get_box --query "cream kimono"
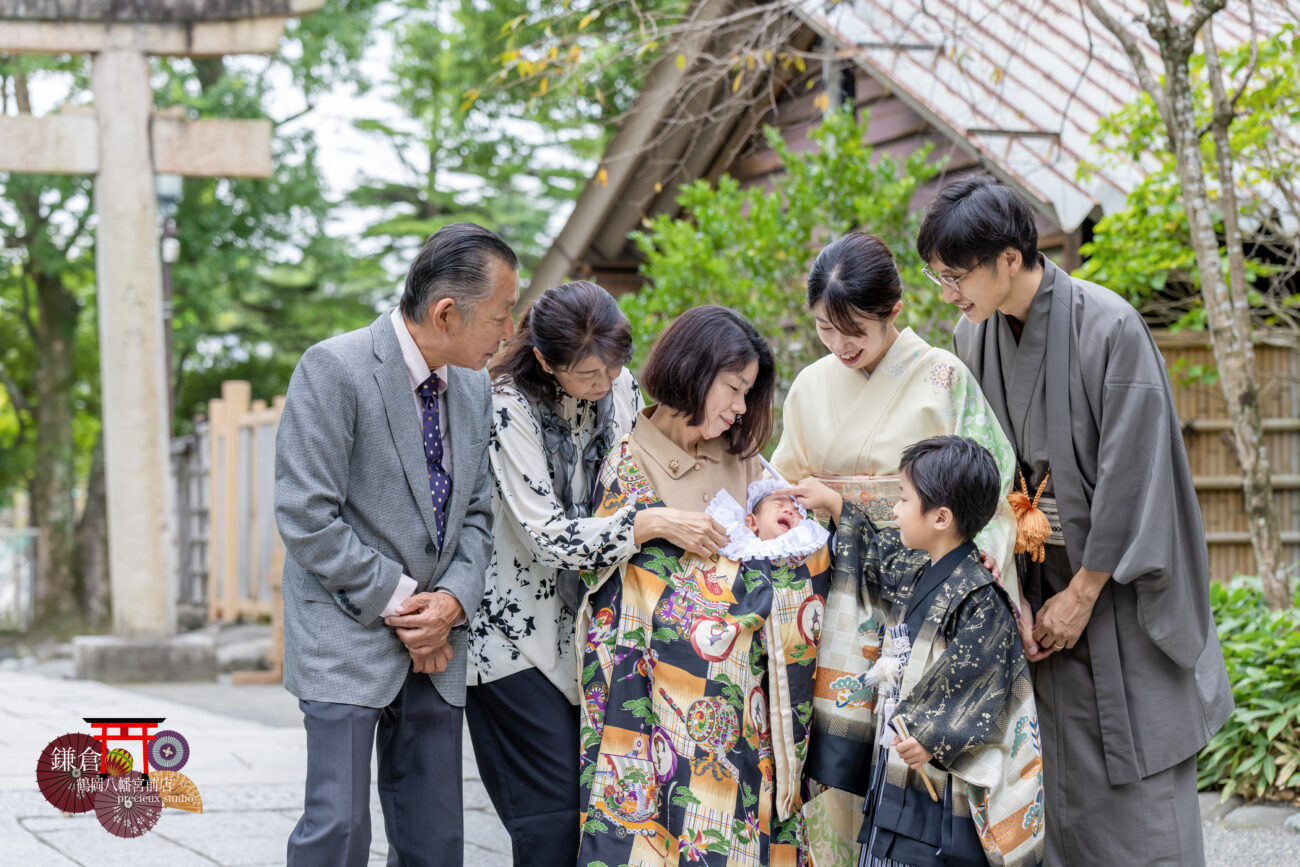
[771,328,1017,586]
[772,329,1021,860]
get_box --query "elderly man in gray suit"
[275,223,519,867]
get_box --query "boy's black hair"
[915,175,1039,271]
[898,435,1000,542]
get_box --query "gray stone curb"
[1200,791,1300,831]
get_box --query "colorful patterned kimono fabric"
[576,438,830,866]
[834,502,1045,867]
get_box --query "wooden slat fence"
[171,421,209,609]
[1156,330,1300,581]
[205,380,285,682]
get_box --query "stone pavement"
[2,657,1297,866]
[0,661,511,866]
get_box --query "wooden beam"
[0,17,290,56]
[1193,474,1300,491]
[1184,418,1300,433]
[152,117,272,178]
[1205,531,1300,545]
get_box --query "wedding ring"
[1053,642,1065,650]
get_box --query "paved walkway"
[1,661,510,866]
[1,658,1296,866]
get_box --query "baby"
[708,477,829,561]
[746,487,805,541]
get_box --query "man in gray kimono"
[916,175,1232,866]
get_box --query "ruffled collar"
[707,488,830,562]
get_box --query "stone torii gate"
[0,0,322,675]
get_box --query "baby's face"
[745,494,801,541]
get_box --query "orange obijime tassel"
[1007,470,1051,564]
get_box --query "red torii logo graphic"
[83,718,165,778]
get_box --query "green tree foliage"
[0,6,385,625]
[1076,25,1300,333]
[152,60,384,430]
[352,0,598,274]
[624,108,945,444]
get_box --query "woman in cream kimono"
[770,233,1025,866]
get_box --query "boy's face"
[893,471,952,551]
[745,494,801,541]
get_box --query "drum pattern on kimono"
[577,440,830,867]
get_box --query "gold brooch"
[668,458,680,473]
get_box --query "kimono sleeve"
[1079,311,1188,582]
[894,585,1026,773]
[490,388,637,571]
[835,502,922,605]
[948,361,1022,612]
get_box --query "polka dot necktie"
[417,372,450,548]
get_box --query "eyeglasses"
[921,266,973,292]
[558,362,623,385]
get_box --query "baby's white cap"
[745,478,806,517]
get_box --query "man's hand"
[892,735,933,770]
[409,642,454,675]
[385,591,464,649]
[1033,567,1109,651]
[778,478,843,524]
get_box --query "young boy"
[786,436,1044,867]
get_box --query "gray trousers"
[1025,546,1205,867]
[288,666,464,867]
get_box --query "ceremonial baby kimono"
[954,257,1232,865]
[575,437,831,867]
[773,331,1022,843]
[834,502,1044,867]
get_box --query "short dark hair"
[916,175,1039,271]
[898,435,1000,542]
[491,280,634,402]
[807,233,901,337]
[400,222,519,323]
[640,306,775,459]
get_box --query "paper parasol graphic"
[35,732,102,814]
[149,729,190,772]
[148,770,203,812]
[94,772,161,838]
[101,748,133,777]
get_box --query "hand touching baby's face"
[744,493,802,541]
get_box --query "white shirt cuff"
[436,588,468,626]
[381,574,418,618]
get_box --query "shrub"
[1197,579,1300,802]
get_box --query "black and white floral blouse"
[468,369,643,703]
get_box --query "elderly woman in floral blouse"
[467,281,728,866]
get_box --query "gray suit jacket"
[275,312,493,708]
